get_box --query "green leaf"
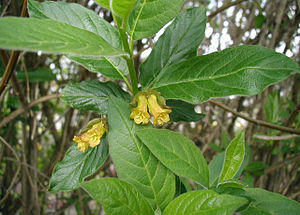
[140,6,206,87]
[254,14,266,29]
[108,97,175,210]
[0,17,126,58]
[167,99,205,122]
[128,0,185,40]
[16,68,56,82]
[208,152,225,186]
[6,96,21,109]
[82,178,153,215]
[49,138,109,193]
[148,45,300,104]
[174,176,191,198]
[28,0,128,80]
[28,0,121,49]
[245,161,267,176]
[217,179,248,189]
[61,80,129,114]
[95,0,109,8]
[69,56,128,80]
[136,128,209,188]
[218,131,245,183]
[241,188,300,215]
[111,0,138,20]
[163,190,247,215]
[265,92,279,123]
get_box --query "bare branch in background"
[209,100,300,135]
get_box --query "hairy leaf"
[0,17,126,58]
[69,56,128,80]
[95,0,109,8]
[28,0,128,80]
[164,190,247,215]
[218,132,245,183]
[108,97,175,210]
[242,188,300,215]
[49,138,109,193]
[208,152,225,186]
[167,99,205,122]
[82,178,153,215]
[61,80,129,114]
[148,45,300,104]
[128,0,185,40]
[111,0,138,20]
[217,179,248,189]
[140,6,206,87]
[136,128,209,188]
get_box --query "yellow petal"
[130,95,150,125]
[148,94,171,126]
[73,121,106,152]
[73,136,89,152]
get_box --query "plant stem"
[119,28,138,95]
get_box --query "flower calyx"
[73,118,107,152]
[130,90,171,126]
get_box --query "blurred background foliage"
[0,0,299,214]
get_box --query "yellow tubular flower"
[147,94,171,126]
[73,121,106,152]
[130,94,150,125]
[73,136,89,152]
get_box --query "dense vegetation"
[0,0,300,214]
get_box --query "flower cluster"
[73,119,106,152]
[130,91,171,126]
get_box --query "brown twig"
[0,136,21,205]
[3,157,49,179]
[0,50,32,117]
[285,104,300,127]
[209,100,300,135]
[0,94,60,129]
[290,191,300,199]
[208,0,248,21]
[43,108,74,176]
[0,0,28,97]
[0,0,12,17]
[265,155,300,174]
[253,134,300,141]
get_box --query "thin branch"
[39,84,60,146]
[209,100,300,135]
[265,155,300,174]
[208,0,248,22]
[0,0,28,96]
[0,94,60,129]
[134,45,151,59]
[290,190,300,199]
[285,104,300,126]
[1,51,32,118]
[3,157,49,179]
[0,136,21,205]
[253,134,300,141]
[0,0,12,17]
